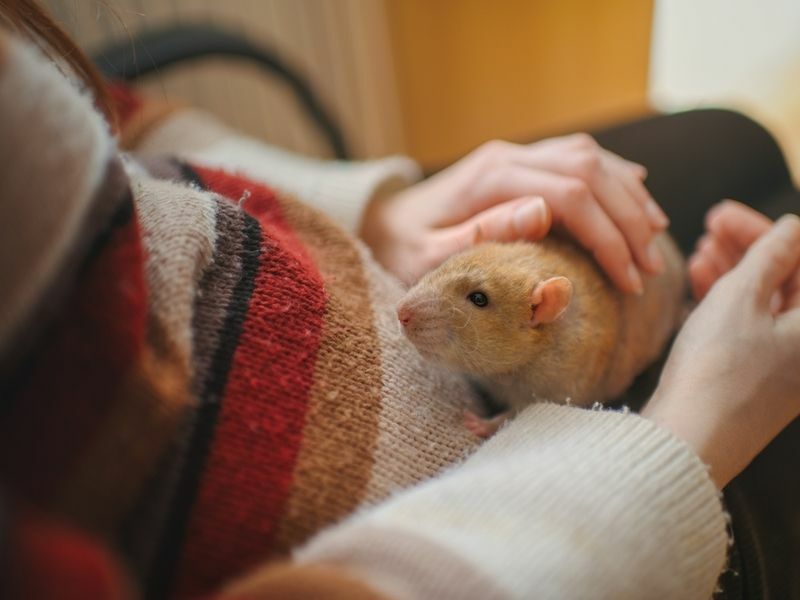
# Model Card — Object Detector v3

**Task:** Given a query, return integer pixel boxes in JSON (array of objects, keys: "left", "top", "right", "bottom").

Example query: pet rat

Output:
[{"left": 396, "top": 234, "right": 685, "bottom": 436}]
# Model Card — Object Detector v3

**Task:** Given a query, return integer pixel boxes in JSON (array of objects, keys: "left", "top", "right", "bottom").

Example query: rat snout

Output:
[{"left": 397, "top": 304, "right": 414, "bottom": 327}]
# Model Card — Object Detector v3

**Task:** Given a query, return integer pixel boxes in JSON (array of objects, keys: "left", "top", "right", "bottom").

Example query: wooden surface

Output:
[{"left": 386, "top": 0, "right": 654, "bottom": 168}]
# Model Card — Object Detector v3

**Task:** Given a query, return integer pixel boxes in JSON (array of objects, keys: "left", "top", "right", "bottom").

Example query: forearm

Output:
[{"left": 226, "top": 404, "right": 728, "bottom": 599}]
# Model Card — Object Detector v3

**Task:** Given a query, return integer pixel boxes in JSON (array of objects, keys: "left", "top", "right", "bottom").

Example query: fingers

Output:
[
  {"left": 435, "top": 196, "right": 552, "bottom": 261},
  {"left": 706, "top": 200, "right": 772, "bottom": 253},
  {"left": 518, "top": 134, "right": 668, "bottom": 232},
  {"left": 505, "top": 138, "right": 666, "bottom": 274},
  {"left": 496, "top": 165, "right": 645, "bottom": 293},
  {"left": 548, "top": 181, "right": 644, "bottom": 294},
  {"left": 734, "top": 214, "right": 800, "bottom": 309},
  {"left": 688, "top": 236, "right": 731, "bottom": 300},
  {"left": 604, "top": 152, "right": 668, "bottom": 230},
  {"left": 688, "top": 253, "right": 719, "bottom": 300},
  {"left": 433, "top": 137, "right": 669, "bottom": 293},
  {"left": 585, "top": 156, "right": 665, "bottom": 275},
  {"left": 690, "top": 201, "right": 775, "bottom": 301}
]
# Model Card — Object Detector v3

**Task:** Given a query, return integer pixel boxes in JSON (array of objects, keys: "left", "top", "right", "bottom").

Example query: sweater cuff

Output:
[
  {"left": 297, "top": 404, "right": 728, "bottom": 599},
  {"left": 134, "top": 109, "right": 422, "bottom": 234}
]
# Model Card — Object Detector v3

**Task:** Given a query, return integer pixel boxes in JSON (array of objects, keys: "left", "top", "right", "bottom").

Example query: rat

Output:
[{"left": 396, "top": 234, "right": 685, "bottom": 437}]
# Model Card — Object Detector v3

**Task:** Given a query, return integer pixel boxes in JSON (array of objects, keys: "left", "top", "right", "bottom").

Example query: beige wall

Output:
[
  {"left": 45, "top": 1, "right": 653, "bottom": 169},
  {"left": 44, "top": 0, "right": 406, "bottom": 160},
  {"left": 650, "top": 0, "right": 800, "bottom": 182}
]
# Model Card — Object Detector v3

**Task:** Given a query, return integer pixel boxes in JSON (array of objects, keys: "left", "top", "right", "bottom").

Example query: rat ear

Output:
[{"left": 530, "top": 276, "right": 572, "bottom": 326}]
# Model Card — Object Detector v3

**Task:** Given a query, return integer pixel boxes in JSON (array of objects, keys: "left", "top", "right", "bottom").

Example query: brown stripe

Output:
[
  {"left": 119, "top": 198, "right": 246, "bottom": 580},
  {"left": 222, "top": 562, "right": 386, "bottom": 599},
  {"left": 269, "top": 195, "right": 384, "bottom": 554},
  {"left": 55, "top": 345, "right": 190, "bottom": 536}
]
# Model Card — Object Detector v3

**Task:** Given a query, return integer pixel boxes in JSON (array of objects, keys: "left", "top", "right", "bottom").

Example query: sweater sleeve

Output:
[
  {"left": 132, "top": 109, "right": 422, "bottom": 235},
  {"left": 281, "top": 403, "right": 728, "bottom": 599}
]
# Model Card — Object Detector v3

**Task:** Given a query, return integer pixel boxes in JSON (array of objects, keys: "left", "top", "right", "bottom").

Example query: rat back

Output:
[
  {"left": 398, "top": 234, "right": 685, "bottom": 412},
  {"left": 601, "top": 234, "right": 685, "bottom": 398},
  {"left": 494, "top": 233, "right": 685, "bottom": 409}
]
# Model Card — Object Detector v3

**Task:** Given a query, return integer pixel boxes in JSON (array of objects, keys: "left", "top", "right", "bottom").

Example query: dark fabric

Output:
[
  {"left": 594, "top": 108, "right": 799, "bottom": 254},
  {"left": 595, "top": 109, "right": 800, "bottom": 600}
]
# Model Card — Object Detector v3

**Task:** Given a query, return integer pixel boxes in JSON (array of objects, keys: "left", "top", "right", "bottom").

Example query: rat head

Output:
[{"left": 396, "top": 243, "right": 573, "bottom": 376}]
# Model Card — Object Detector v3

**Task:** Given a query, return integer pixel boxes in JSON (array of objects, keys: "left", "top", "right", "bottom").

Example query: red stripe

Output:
[
  {"left": 108, "top": 83, "right": 144, "bottom": 129},
  {"left": 0, "top": 212, "right": 147, "bottom": 503},
  {"left": 173, "top": 168, "right": 327, "bottom": 596}
]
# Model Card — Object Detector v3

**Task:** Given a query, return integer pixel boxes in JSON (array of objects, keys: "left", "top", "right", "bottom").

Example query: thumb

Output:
[
  {"left": 437, "top": 196, "right": 552, "bottom": 256},
  {"left": 733, "top": 214, "right": 800, "bottom": 309}
]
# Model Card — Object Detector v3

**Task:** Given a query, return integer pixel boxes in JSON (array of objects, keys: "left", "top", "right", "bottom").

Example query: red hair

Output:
[{"left": 0, "top": 0, "right": 116, "bottom": 127}]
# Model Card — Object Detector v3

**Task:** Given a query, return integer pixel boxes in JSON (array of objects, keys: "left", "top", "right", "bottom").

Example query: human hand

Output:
[
  {"left": 643, "top": 214, "right": 800, "bottom": 489},
  {"left": 360, "top": 134, "right": 669, "bottom": 289},
  {"left": 690, "top": 200, "right": 772, "bottom": 300}
]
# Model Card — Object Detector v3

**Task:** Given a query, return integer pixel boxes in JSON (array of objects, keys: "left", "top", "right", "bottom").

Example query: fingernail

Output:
[
  {"left": 628, "top": 263, "right": 644, "bottom": 295},
  {"left": 647, "top": 239, "right": 665, "bottom": 273},
  {"left": 514, "top": 197, "right": 547, "bottom": 236},
  {"left": 646, "top": 200, "right": 669, "bottom": 228}
]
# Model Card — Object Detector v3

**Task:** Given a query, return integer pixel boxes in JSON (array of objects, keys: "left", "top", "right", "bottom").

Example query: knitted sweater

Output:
[{"left": 0, "top": 33, "right": 728, "bottom": 599}]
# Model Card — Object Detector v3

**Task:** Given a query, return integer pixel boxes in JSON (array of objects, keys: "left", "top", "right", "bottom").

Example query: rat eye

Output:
[{"left": 467, "top": 291, "right": 489, "bottom": 307}]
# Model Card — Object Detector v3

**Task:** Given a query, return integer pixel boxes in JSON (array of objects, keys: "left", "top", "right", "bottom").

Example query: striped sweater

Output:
[{"left": 0, "top": 32, "right": 728, "bottom": 599}]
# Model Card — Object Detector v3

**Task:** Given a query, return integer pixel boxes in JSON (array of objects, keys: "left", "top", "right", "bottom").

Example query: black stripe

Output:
[
  {"left": 177, "top": 161, "right": 206, "bottom": 191},
  {"left": 147, "top": 212, "right": 262, "bottom": 599}
]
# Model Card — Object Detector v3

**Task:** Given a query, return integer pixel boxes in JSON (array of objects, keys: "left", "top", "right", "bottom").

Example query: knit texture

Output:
[
  {"left": 0, "top": 32, "right": 476, "bottom": 598},
  {"left": 0, "top": 31, "right": 727, "bottom": 600},
  {"left": 297, "top": 404, "right": 727, "bottom": 599},
  {"left": 133, "top": 108, "right": 422, "bottom": 235}
]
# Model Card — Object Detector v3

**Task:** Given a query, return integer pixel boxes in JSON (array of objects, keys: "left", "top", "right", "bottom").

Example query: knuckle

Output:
[
  {"left": 561, "top": 178, "right": 590, "bottom": 206},
  {"left": 477, "top": 139, "right": 511, "bottom": 165},
  {"left": 574, "top": 151, "right": 602, "bottom": 180},
  {"left": 569, "top": 132, "right": 597, "bottom": 149}
]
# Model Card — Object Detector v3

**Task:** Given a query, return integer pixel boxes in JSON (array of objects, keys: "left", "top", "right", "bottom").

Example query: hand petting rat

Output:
[
  {"left": 397, "top": 234, "right": 685, "bottom": 437},
  {"left": 361, "top": 134, "right": 668, "bottom": 292}
]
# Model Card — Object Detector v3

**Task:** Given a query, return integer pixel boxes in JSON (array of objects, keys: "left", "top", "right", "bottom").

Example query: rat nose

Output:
[{"left": 397, "top": 305, "right": 413, "bottom": 327}]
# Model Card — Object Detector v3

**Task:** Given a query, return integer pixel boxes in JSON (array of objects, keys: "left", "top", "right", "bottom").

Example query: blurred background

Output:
[{"left": 44, "top": 0, "right": 800, "bottom": 177}]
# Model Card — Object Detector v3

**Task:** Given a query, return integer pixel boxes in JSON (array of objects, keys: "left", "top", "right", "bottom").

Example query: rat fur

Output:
[{"left": 397, "top": 234, "right": 685, "bottom": 414}]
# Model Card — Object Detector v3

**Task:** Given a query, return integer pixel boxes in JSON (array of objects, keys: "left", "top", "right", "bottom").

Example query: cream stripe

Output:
[
  {"left": 357, "top": 245, "right": 480, "bottom": 506},
  {"left": 0, "top": 35, "right": 114, "bottom": 355},
  {"left": 297, "top": 524, "right": 507, "bottom": 600},
  {"left": 129, "top": 174, "right": 218, "bottom": 373}
]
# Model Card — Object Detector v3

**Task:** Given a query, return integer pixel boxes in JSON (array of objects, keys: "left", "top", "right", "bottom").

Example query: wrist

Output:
[{"left": 642, "top": 394, "right": 730, "bottom": 489}]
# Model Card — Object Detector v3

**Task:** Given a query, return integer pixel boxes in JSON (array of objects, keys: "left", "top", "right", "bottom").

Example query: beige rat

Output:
[{"left": 396, "top": 234, "right": 685, "bottom": 436}]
